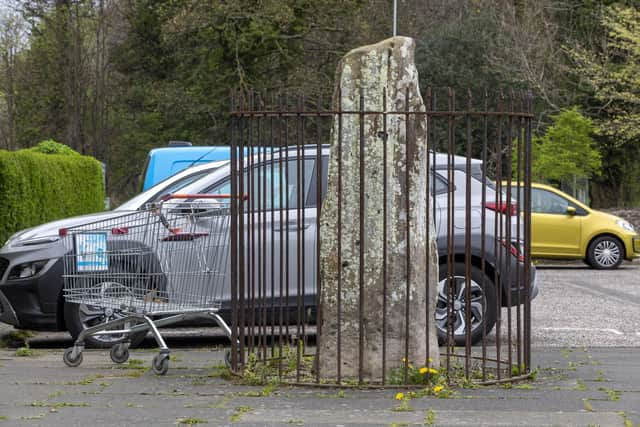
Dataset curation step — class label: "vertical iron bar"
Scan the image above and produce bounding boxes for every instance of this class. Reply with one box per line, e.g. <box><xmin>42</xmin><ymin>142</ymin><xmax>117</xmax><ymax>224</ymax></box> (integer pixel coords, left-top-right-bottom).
<box><xmin>337</xmin><ymin>87</ymin><xmax>343</xmax><ymax>384</ymax></box>
<box><xmin>481</xmin><ymin>89</ymin><xmax>489</xmax><ymax>381</ymax></box>
<box><xmin>230</xmin><ymin>91</ymin><xmax>239</xmax><ymax>370</ymax></box>
<box><xmin>524</xmin><ymin>91</ymin><xmax>533</xmax><ymax>372</ymax></box>
<box><xmin>296</xmin><ymin>95</ymin><xmax>303</xmax><ymax>382</ymax></box>
<box><xmin>506</xmin><ymin>93</ymin><xmax>514</xmax><ymax>376</ymax></box>
<box><xmin>464</xmin><ymin>90</ymin><xmax>472</xmax><ymax>379</ymax></box>
<box><xmin>403</xmin><ymin>87</ymin><xmax>411</xmax><ymax>385</ymax></box>
<box><xmin>315</xmin><ymin>94</ymin><xmax>323</xmax><ymax>385</ymax></box>
<box><xmin>382</xmin><ymin>87</ymin><xmax>388</xmax><ymax>385</ymax></box>
<box><xmin>495</xmin><ymin>91</ymin><xmax>504</xmax><ymax>380</ymax></box>
<box><xmin>358</xmin><ymin>89</ymin><xmax>365</xmax><ymax>385</ymax></box>
<box><xmin>446</xmin><ymin>88</ymin><xmax>455</xmax><ymax>377</ymax></box>
<box><xmin>425</xmin><ymin>87</ymin><xmax>432</xmax><ymax>373</ymax></box>
<box><xmin>278</xmin><ymin>93</ymin><xmax>285</xmax><ymax>378</ymax></box>
<box><xmin>238</xmin><ymin>92</ymin><xmax>246</xmax><ymax>367</ymax></box>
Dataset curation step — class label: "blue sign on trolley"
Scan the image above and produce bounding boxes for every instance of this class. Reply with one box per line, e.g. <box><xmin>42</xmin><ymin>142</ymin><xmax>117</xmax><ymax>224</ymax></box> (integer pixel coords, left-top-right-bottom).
<box><xmin>74</xmin><ymin>232</ymin><xmax>108</xmax><ymax>272</ymax></box>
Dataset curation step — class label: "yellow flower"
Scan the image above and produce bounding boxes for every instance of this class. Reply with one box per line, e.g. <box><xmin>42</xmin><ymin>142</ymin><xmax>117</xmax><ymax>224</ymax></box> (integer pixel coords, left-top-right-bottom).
<box><xmin>401</xmin><ymin>357</ymin><xmax>407</xmax><ymax>363</ymax></box>
<box><xmin>428</xmin><ymin>357</ymin><xmax>433</xmax><ymax>364</ymax></box>
<box><xmin>433</xmin><ymin>385</ymin><xmax>444</xmax><ymax>394</ymax></box>
<box><xmin>395</xmin><ymin>392</ymin><xmax>404</xmax><ymax>401</ymax></box>
<box><xmin>428</xmin><ymin>368</ymin><xmax>438</xmax><ymax>375</ymax></box>
<box><xmin>419</xmin><ymin>367</ymin><xmax>428</xmax><ymax>374</ymax></box>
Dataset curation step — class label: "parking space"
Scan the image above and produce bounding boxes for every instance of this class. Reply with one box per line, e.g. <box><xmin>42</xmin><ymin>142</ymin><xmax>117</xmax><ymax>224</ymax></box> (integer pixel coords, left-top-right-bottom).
<box><xmin>530</xmin><ymin>261</ymin><xmax>640</xmax><ymax>347</ymax></box>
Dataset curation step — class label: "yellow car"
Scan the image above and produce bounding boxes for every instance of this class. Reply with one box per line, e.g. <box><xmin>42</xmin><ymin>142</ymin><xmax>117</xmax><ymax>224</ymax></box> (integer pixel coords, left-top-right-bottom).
<box><xmin>510</xmin><ymin>183</ymin><xmax>640</xmax><ymax>269</ymax></box>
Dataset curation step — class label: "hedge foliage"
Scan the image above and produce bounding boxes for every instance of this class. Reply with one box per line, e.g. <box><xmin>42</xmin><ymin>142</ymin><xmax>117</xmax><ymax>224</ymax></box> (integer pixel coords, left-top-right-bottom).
<box><xmin>0</xmin><ymin>143</ymin><xmax>105</xmax><ymax>244</ymax></box>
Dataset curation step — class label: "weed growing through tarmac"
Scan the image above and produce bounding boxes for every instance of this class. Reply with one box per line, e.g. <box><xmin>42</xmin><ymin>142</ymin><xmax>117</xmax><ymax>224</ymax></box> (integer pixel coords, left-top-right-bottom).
<box><xmin>594</xmin><ymin>370</ymin><xmax>607</xmax><ymax>382</ymax></box>
<box><xmin>619</xmin><ymin>412</ymin><xmax>640</xmax><ymax>427</ymax></box>
<box><xmin>177</xmin><ymin>417</ymin><xmax>207</xmax><ymax>425</ymax></box>
<box><xmin>287</xmin><ymin>419</ymin><xmax>304</xmax><ymax>425</ymax></box>
<box><xmin>229</xmin><ymin>406</ymin><xmax>253</xmax><ymax>422</ymax></box>
<box><xmin>29</xmin><ymin>401</ymin><xmax>89</xmax><ymax>408</ymax></box>
<box><xmin>391</xmin><ymin>397</ymin><xmax>414</xmax><ymax>412</ymax></box>
<box><xmin>583</xmin><ymin>398</ymin><xmax>593</xmax><ymax>412</ymax></box>
<box><xmin>235</xmin><ymin>383</ymin><xmax>278</xmax><ymax>397</ymax></box>
<box><xmin>64</xmin><ymin>374</ymin><xmax>104</xmax><ymax>386</ymax></box>
<box><xmin>15</xmin><ymin>345</ymin><xmax>35</xmax><ymax>357</ymax></box>
<box><xmin>424</xmin><ymin>409</ymin><xmax>436</xmax><ymax>426</ymax></box>
<box><xmin>574</xmin><ymin>379</ymin><xmax>588</xmax><ymax>391</ymax></box>
<box><xmin>0</xmin><ymin>415</ymin><xmax>8</xmax><ymax>420</ymax></box>
<box><xmin>597</xmin><ymin>387</ymin><xmax>620</xmax><ymax>401</ymax></box>
<box><xmin>1</xmin><ymin>329</ymin><xmax>35</xmax><ymax>348</ymax></box>
<box><xmin>19</xmin><ymin>414</ymin><xmax>45</xmax><ymax>420</ymax></box>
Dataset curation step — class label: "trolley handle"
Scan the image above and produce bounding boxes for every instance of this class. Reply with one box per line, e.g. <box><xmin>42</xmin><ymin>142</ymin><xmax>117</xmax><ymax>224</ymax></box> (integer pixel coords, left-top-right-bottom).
<box><xmin>159</xmin><ymin>193</ymin><xmax>249</xmax><ymax>202</ymax></box>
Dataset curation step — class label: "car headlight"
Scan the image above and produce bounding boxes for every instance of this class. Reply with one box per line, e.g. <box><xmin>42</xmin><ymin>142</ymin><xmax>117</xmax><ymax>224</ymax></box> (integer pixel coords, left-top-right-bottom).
<box><xmin>8</xmin><ymin>260</ymin><xmax>48</xmax><ymax>280</ymax></box>
<box><xmin>616</xmin><ymin>219</ymin><xmax>635</xmax><ymax>233</ymax></box>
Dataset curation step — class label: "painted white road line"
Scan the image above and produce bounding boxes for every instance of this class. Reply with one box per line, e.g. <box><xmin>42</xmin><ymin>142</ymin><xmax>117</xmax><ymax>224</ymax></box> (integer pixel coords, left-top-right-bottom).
<box><xmin>538</xmin><ymin>327</ymin><xmax>624</xmax><ymax>335</ymax></box>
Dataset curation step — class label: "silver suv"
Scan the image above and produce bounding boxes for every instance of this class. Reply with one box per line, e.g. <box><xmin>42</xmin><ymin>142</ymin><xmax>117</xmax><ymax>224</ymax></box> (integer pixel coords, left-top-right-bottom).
<box><xmin>0</xmin><ymin>147</ymin><xmax>537</xmax><ymax>346</ymax></box>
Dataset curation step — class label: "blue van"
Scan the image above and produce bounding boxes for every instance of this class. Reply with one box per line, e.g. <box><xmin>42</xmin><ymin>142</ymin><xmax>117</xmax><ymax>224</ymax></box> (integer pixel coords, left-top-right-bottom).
<box><xmin>140</xmin><ymin>142</ymin><xmax>273</xmax><ymax>191</ymax></box>
<box><xmin>140</xmin><ymin>143</ymin><xmax>232</xmax><ymax>191</ymax></box>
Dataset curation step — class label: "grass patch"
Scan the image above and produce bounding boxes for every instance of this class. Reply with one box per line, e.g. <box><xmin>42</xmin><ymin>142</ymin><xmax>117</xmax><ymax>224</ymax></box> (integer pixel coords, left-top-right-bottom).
<box><xmin>287</xmin><ymin>420</ymin><xmax>304</xmax><ymax>425</ymax></box>
<box><xmin>229</xmin><ymin>406</ymin><xmax>253</xmax><ymax>422</ymax></box>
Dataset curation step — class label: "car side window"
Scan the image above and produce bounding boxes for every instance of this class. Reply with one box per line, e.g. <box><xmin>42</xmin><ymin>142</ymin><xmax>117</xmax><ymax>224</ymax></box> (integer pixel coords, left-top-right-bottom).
<box><xmin>208</xmin><ymin>159</ymin><xmax>315</xmax><ymax>210</ymax></box>
<box><xmin>430</xmin><ymin>172</ymin><xmax>449</xmax><ymax>195</ymax></box>
<box><xmin>531</xmin><ymin>188</ymin><xmax>570</xmax><ymax>214</ymax></box>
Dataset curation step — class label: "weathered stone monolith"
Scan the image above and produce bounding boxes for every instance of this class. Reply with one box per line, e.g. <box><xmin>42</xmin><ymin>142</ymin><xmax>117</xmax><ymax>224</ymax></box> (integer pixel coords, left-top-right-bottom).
<box><xmin>319</xmin><ymin>36</ymin><xmax>439</xmax><ymax>380</ymax></box>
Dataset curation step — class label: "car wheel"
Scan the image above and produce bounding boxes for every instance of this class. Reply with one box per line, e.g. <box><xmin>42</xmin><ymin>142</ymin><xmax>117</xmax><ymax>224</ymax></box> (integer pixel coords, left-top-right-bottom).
<box><xmin>64</xmin><ymin>301</ymin><xmax>147</xmax><ymax>349</ymax></box>
<box><xmin>587</xmin><ymin>236</ymin><xmax>624</xmax><ymax>270</ymax></box>
<box><xmin>435</xmin><ymin>262</ymin><xmax>497</xmax><ymax>346</ymax></box>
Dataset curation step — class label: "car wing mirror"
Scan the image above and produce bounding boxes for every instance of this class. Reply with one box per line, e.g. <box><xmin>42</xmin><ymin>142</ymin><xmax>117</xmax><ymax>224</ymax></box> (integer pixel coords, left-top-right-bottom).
<box><xmin>566</xmin><ymin>206</ymin><xmax>577</xmax><ymax>216</ymax></box>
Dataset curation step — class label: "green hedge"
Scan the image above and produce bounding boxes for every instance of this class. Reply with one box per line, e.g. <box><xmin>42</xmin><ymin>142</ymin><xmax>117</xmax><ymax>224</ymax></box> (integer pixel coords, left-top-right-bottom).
<box><xmin>0</xmin><ymin>145</ymin><xmax>105</xmax><ymax>244</ymax></box>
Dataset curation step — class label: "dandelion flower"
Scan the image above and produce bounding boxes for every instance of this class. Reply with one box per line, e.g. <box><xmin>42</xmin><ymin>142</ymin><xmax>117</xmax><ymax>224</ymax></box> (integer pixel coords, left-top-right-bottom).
<box><xmin>402</xmin><ymin>357</ymin><xmax>407</xmax><ymax>363</ymax></box>
<box><xmin>395</xmin><ymin>392</ymin><xmax>404</xmax><ymax>401</ymax></box>
<box><xmin>428</xmin><ymin>357</ymin><xmax>433</xmax><ymax>364</ymax></box>
<box><xmin>433</xmin><ymin>385</ymin><xmax>444</xmax><ymax>394</ymax></box>
<box><xmin>428</xmin><ymin>368</ymin><xmax>438</xmax><ymax>375</ymax></box>
<box><xmin>419</xmin><ymin>367</ymin><xmax>428</xmax><ymax>374</ymax></box>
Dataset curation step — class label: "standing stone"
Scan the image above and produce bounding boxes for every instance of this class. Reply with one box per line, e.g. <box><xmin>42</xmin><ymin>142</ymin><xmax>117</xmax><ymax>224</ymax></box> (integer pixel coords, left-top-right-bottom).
<box><xmin>319</xmin><ymin>36</ymin><xmax>439</xmax><ymax>381</ymax></box>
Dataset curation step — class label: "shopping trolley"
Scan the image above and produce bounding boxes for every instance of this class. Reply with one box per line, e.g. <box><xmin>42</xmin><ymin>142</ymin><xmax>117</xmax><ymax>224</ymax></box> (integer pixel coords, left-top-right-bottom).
<box><xmin>59</xmin><ymin>194</ymin><xmax>236</xmax><ymax>375</ymax></box>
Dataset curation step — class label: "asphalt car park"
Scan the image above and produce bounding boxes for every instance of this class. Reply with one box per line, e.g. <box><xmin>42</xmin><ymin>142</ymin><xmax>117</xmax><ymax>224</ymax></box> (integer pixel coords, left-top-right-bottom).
<box><xmin>3</xmin><ymin>259</ymin><xmax>639</xmax><ymax>349</ymax></box>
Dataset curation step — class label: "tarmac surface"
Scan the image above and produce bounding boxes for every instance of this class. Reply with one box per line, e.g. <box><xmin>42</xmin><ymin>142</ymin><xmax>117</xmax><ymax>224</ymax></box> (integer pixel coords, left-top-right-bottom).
<box><xmin>0</xmin><ymin>261</ymin><xmax>639</xmax><ymax>426</ymax></box>
<box><xmin>0</xmin><ymin>346</ymin><xmax>638</xmax><ymax>426</ymax></box>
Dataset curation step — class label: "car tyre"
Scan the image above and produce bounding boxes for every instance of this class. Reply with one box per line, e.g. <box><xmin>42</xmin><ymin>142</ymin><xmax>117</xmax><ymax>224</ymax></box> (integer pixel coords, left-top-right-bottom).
<box><xmin>436</xmin><ymin>262</ymin><xmax>497</xmax><ymax>346</ymax></box>
<box><xmin>587</xmin><ymin>235</ymin><xmax>624</xmax><ymax>270</ymax></box>
<box><xmin>64</xmin><ymin>301</ymin><xmax>147</xmax><ymax>349</ymax></box>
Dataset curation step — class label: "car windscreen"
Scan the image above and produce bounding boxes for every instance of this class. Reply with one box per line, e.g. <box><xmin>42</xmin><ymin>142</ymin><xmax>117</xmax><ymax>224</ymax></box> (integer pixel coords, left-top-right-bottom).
<box><xmin>116</xmin><ymin>169</ymin><xmax>214</xmax><ymax>211</ymax></box>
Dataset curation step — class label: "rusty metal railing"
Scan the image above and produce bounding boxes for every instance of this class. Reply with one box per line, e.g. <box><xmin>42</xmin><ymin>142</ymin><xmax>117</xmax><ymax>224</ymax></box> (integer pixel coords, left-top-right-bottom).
<box><xmin>228</xmin><ymin>87</ymin><xmax>533</xmax><ymax>386</ymax></box>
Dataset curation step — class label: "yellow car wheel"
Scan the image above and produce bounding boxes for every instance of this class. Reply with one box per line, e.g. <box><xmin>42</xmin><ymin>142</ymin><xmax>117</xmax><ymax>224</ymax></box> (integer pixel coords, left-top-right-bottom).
<box><xmin>587</xmin><ymin>236</ymin><xmax>624</xmax><ymax>269</ymax></box>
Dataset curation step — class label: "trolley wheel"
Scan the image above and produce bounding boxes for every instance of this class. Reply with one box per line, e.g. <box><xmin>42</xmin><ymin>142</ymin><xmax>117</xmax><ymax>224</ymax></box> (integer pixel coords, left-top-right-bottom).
<box><xmin>110</xmin><ymin>344</ymin><xmax>130</xmax><ymax>364</ymax></box>
<box><xmin>152</xmin><ymin>354</ymin><xmax>169</xmax><ymax>375</ymax></box>
<box><xmin>63</xmin><ymin>347</ymin><xmax>83</xmax><ymax>368</ymax></box>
